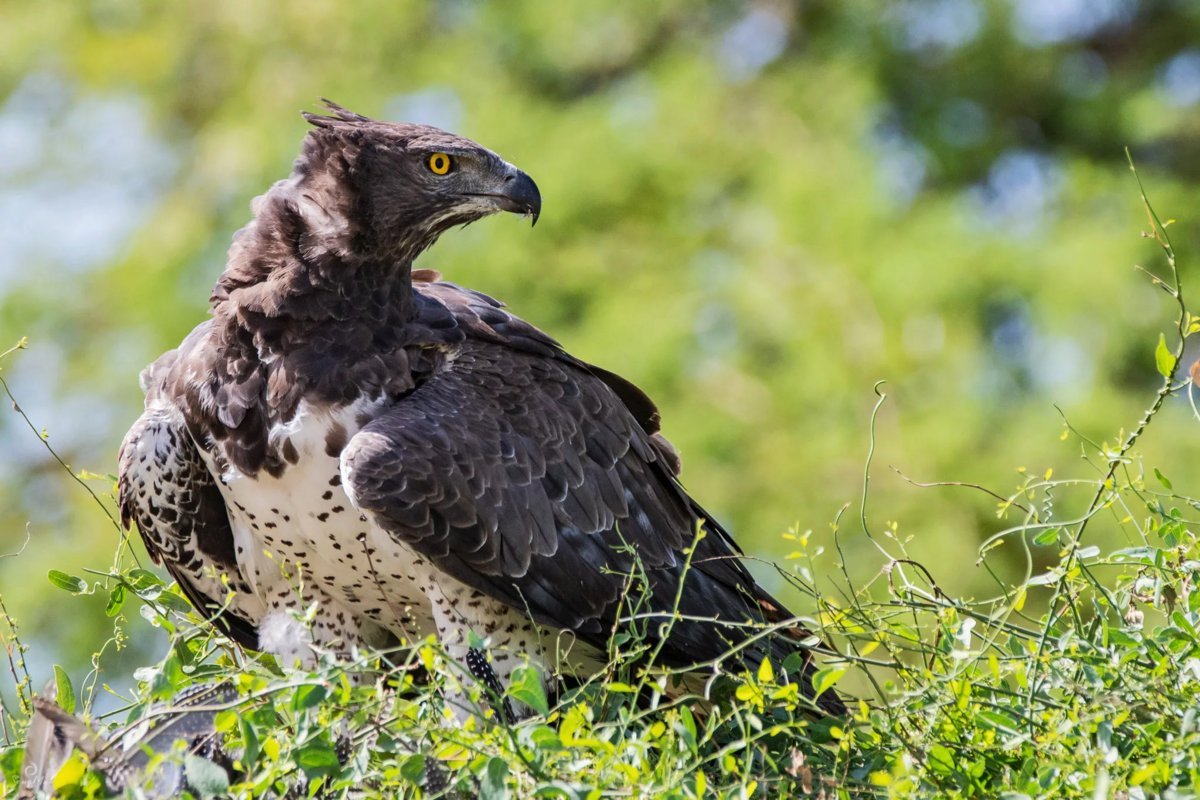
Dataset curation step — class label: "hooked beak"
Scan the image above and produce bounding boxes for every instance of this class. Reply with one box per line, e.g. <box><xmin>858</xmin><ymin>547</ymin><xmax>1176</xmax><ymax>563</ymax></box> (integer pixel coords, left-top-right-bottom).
<box><xmin>470</xmin><ymin>167</ymin><xmax>542</xmax><ymax>226</ymax></box>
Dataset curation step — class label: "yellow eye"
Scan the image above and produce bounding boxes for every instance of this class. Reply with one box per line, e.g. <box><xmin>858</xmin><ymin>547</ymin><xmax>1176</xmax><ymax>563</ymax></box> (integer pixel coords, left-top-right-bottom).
<box><xmin>427</xmin><ymin>152</ymin><xmax>453</xmax><ymax>175</ymax></box>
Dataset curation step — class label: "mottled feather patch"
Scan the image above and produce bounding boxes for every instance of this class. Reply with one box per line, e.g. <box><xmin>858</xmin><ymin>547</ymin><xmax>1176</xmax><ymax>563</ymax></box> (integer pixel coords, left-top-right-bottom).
<box><xmin>324</xmin><ymin>423</ymin><xmax>347</xmax><ymax>457</ymax></box>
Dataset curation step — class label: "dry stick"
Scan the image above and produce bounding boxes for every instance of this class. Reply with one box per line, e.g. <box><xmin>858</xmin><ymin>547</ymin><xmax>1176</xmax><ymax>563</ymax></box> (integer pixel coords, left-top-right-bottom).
<box><xmin>1026</xmin><ymin>152</ymin><xmax>1190</xmax><ymax>726</ymax></box>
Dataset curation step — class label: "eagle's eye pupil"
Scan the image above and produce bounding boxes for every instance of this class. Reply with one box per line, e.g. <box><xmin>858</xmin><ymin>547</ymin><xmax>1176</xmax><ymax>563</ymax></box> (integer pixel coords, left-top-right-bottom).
<box><xmin>428</xmin><ymin>153</ymin><xmax>452</xmax><ymax>175</ymax></box>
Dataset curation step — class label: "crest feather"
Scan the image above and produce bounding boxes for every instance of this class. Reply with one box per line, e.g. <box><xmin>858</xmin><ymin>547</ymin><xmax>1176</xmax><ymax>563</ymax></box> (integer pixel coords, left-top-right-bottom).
<box><xmin>301</xmin><ymin>99</ymin><xmax>375</xmax><ymax>129</ymax></box>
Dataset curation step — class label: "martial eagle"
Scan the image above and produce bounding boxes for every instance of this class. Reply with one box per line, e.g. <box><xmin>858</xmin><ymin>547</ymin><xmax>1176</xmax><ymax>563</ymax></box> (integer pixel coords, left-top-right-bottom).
<box><xmin>118</xmin><ymin>101</ymin><xmax>844</xmax><ymax>717</ymax></box>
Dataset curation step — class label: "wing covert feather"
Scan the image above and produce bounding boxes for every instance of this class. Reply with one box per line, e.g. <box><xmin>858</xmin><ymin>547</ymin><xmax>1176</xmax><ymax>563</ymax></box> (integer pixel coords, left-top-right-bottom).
<box><xmin>118</xmin><ymin>407</ymin><xmax>259</xmax><ymax>648</ymax></box>
<box><xmin>341</xmin><ymin>341</ymin><xmax>801</xmax><ymax>671</ymax></box>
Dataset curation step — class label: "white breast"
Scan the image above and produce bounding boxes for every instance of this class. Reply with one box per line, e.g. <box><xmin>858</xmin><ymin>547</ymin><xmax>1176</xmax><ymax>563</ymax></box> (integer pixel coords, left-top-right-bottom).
<box><xmin>203</xmin><ymin>397</ymin><xmax>437</xmax><ymax>643</ymax></box>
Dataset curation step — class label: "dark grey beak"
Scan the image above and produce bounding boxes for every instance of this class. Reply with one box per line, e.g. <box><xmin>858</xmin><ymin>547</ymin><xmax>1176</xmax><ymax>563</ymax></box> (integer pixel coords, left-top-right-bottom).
<box><xmin>497</xmin><ymin>170</ymin><xmax>542</xmax><ymax>226</ymax></box>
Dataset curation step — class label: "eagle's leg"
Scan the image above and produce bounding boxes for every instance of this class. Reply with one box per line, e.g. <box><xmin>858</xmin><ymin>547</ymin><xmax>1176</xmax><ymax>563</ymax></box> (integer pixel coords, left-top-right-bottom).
<box><xmin>422</xmin><ymin>577</ymin><xmax>551</xmax><ymax>722</ymax></box>
<box><xmin>465</xmin><ymin>648</ymin><xmax>515</xmax><ymax>724</ymax></box>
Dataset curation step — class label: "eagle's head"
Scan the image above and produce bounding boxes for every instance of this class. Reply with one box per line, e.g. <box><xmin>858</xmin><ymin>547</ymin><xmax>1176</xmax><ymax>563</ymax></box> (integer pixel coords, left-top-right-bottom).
<box><xmin>296</xmin><ymin>100</ymin><xmax>541</xmax><ymax>262</ymax></box>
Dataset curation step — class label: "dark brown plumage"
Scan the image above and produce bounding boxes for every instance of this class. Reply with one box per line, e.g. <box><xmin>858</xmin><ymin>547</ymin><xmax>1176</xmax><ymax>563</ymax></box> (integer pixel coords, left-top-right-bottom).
<box><xmin>118</xmin><ymin>101</ymin><xmax>843</xmax><ymax>717</ymax></box>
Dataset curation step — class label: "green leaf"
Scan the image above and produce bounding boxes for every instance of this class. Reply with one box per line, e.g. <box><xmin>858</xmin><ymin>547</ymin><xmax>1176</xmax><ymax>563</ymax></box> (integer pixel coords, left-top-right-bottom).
<box><xmin>294</xmin><ymin>740</ymin><xmax>341</xmax><ymax>780</ymax></box>
<box><xmin>928</xmin><ymin>744</ymin><xmax>955</xmax><ymax>774</ymax></box>
<box><xmin>1106</xmin><ymin>626</ymin><xmax>1142</xmax><ymax>648</ymax></box>
<box><xmin>0</xmin><ymin>748</ymin><xmax>25</xmax><ymax>787</ymax></box>
<box><xmin>157</xmin><ymin>590</ymin><xmax>194</xmax><ymax>613</ymax></box>
<box><xmin>604</xmin><ymin>681</ymin><xmax>637</xmax><ymax>693</ymax></box>
<box><xmin>239</xmin><ymin>714</ymin><xmax>261</xmax><ymax>766</ymax></box>
<box><xmin>528</xmin><ymin>725</ymin><xmax>563</xmax><ymax>751</ymax></box>
<box><xmin>126</xmin><ymin>569</ymin><xmax>163</xmax><ymax>592</ymax></box>
<box><xmin>51</xmin><ymin>750</ymin><xmax>88</xmax><ymax>790</ymax></box>
<box><xmin>53</xmin><ymin>665</ymin><xmax>75</xmax><ymax>715</ymax></box>
<box><xmin>104</xmin><ymin>584</ymin><xmax>126</xmax><ymax>617</ymax></box>
<box><xmin>1032</xmin><ymin>528</ymin><xmax>1060</xmax><ymax>547</ymax></box>
<box><xmin>214</xmin><ymin>709</ymin><xmax>238</xmax><ymax>733</ymax></box>
<box><xmin>506</xmin><ymin>665</ymin><xmax>549</xmax><ymax>715</ymax></box>
<box><xmin>1154</xmin><ymin>468</ymin><xmax>1173</xmax><ymax>491</ymax></box>
<box><xmin>811</xmin><ymin>667</ymin><xmax>847</xmax><ymax>702</ymax></box>
<box><xmin>1130</xmin><ymin>762</ymin><xmax>1161</xmax><ymax>786</ymax></box>
<box><xmin>678</xmin><ymin>704</ymin><xmax>698</xmax><ymax>753</ymax></box>
<box><xmin>1171</xmin><ymin>610</ymin><xmax>1199</xmax><ymax>640</ymax></box>
<box><xmin>47</xmin><ymin>570</ymin><xmax>85</xmax><ymax>594</ymax></box>
<box><xmin>478</xmin><ymin>756</ymin><xmax>510</xmax><ymax>800</ymax></box>
<box><xmin>292</xmin><ymin>683</ymin><xmax>327</xmax><ymax>711</ymax></box>
<box><xmin>184</xmin><ymin>755</ymin><xmax>230</xmax><ymax>798</ymax></box>
<box><xmin>976</xmin><ymin>710</ymin><xmax>1022</xmax><ymax>736</ymax></box>
<box><xmin>398</xmin><ymin>754</ymin><xmax>425</xmax><ymax>784</ymax></box>
<box><xmin>1155</xmin><ymin>333</ymin><xmax>1176</xmax><ymax>378</ymax></box>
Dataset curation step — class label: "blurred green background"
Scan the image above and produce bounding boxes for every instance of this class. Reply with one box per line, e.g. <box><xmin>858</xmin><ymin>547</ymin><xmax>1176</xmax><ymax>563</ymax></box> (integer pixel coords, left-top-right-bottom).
<box><xmin>2</xmin><ymin>0</ymin><xmax>1200</xmax><ymax>693</ymax></box>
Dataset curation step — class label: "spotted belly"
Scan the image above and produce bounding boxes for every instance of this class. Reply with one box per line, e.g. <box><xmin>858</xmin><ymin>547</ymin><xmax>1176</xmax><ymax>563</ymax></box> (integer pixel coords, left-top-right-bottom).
<box><xmin>202</xmin><ymin>396</ymin><xmax>604</xmax><ymax>699</ymax></box>
<box><xmin>203</xmin><ymin>398</ymin><xmax>438</xmax><ymax>648</ymax></box>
